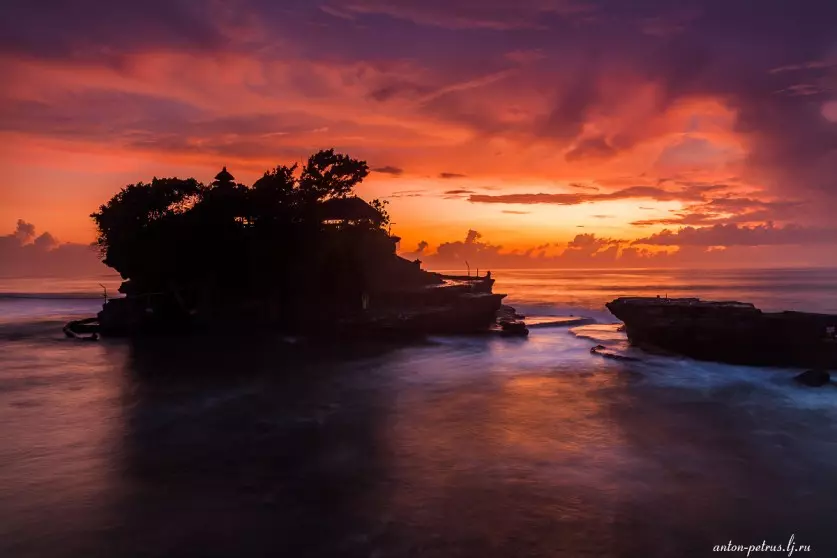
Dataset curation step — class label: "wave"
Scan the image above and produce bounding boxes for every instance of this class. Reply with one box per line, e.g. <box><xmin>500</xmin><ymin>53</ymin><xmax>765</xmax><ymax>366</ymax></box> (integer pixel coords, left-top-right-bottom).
<box><xmin>570</xmin><ymin>323</ymin><xmax>627</xmax><ymax>344</ymax></box>
<box><xmin>502</xmin><ymin>282</ymin><xmax>837</xmax><ymax>293</ymax></box>
<box><xmin>599</xmin><ymin>283</ymin><xmax>836</xmax><ymax>293</ymax></box>
<box><xmin>0</xmin><ymin>319</ymin><xmax>70</xmax><ymax>342</ymax></box>
<box><xmin>0</xmin><ymin>292</ymin><xmax>112</xmax><ymax>300</ymax></box>
<box><xmin>526</xmin><ymin>316</ymin><xmax>596</xmax><ymax>328</ymax></box>
<box><xmin>507</xmin><ymin>303</ymin><xmax>616</xmax><ymax>323</ymax></box>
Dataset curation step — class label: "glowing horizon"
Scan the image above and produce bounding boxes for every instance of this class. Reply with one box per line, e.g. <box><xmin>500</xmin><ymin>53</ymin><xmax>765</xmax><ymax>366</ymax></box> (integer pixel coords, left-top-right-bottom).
<box><xmin>2</xmin><ymin>1</ymin><xmax>836</xmax><ymax>272</ymax></box>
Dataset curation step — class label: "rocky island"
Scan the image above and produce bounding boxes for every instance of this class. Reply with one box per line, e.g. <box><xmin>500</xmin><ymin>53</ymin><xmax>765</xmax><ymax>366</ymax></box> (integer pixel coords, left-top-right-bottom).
<box><xmin>66</xmin><ymin>150</ymin><xmax>523</xmax><ymax>339</ymax></box>
<box><xmin>606</xmin><ymin>296</ymin><xmax>837</xmax><ymax>369</ymax></box>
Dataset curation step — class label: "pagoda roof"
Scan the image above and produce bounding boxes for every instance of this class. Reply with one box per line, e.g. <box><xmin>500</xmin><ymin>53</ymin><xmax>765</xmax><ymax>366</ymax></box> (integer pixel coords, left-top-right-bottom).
<box><xmin>214</xmin><ymin>166</ymin><xmax>235</xmax><ymax>182</ymax></box>
<box><xmin>318</xmin><ymin>196</ymin><xmax>384</xmax><ymax>223</ymax></box>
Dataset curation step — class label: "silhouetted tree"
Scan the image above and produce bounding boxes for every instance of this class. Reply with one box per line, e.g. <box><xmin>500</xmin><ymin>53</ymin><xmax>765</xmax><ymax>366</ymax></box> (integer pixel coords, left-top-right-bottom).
<box><xmin>298</xmin><ymin>149</ymin><xmax>370</xmax><ymax>203</ymax></box>
<box><xmin>91</xmin><ymin>177</ymin><xmax>203</xmax><ymax>286</ymax></box>
<box><xmin>369</xmin><ymin>198</ymin><xmax>391</xmax><ymax>230</ymax></box>
<box><xmin>250</xmin><ymin>164</ymin><xmax>298</xmax><ymax>222</ymax></box>
<box><xmin>90</xmin><ymin>150</ymin><xmax>398</xmax><ymax>313</ymax></box>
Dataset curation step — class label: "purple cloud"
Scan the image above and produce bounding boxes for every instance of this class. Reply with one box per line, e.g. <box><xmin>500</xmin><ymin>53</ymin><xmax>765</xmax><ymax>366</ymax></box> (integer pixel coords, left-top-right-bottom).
<box><xmin>0</xmin><ymin>221</ymin><xmax>108</xmax><ymax>277</ymax></box>
<box><xmin>634</xmin><ymin>223</ymin><xmax>837</xmax><ymax>247</ymax></box>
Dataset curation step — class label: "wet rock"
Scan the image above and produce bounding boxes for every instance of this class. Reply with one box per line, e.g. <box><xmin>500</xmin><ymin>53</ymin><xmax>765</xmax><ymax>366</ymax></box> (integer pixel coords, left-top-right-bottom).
<box><xmin>63</xmin><ymin>318</ymin><xmax>100</xmax><ymax>341</ymax></box>
<box><xmin>527</xmin><ymin>316</ymin><xmax>594</xmax><ymax>328</ymax></box>
<box><xmin>794</xmin><ymin>369</ymin><xmax>830</xmax><ymax>387</ymax></box>
<box><xmin>496</xmin><ymin>305</ymin><xmax>529</xmax><ymax>337</ymax></box>
<box><xmin>499</xmin><ymin>320</ymin><xmax>529</xmax><ymax>337</ymax></box>
<box><xmin>590</xmin><ymin>344</ymin><xmax>640</xmax><ymax>362</ymax></box>
<box><xmin>606</xmin><ymin>296</ymin><xmax>837</xmax><ymax>368</ymax></box>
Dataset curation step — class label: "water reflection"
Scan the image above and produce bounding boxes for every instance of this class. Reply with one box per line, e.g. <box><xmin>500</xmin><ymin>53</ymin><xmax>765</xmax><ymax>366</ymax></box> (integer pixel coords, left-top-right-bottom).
<box><xmin>110</xmin><ymin>335</ymin><xmax>398</xmax><ymax>557</ymax></box>
<box><xmin>2</xmin><ymin>329</ymin><xmax>837</xmax><ymax>557</ymax></box>
<box><xmin>0</xmin><ymin>337</ymin><xmax>129</xmax><ymax>557</ymax></box>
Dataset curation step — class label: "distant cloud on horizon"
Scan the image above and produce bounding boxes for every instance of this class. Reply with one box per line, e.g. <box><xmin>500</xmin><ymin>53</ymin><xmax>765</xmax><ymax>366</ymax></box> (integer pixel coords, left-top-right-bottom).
<box><xmin>372</xmin><ymin>166</ymin><xmax>404</xmax><ymax>176</ymax></box>
<box><xmin>400</xmin><ymin>226</ymin><xmax>837</xmax><ymax>269</ymax></box>
<box><xmin>0</xmin><ymin>220</ymin><xmax>107</xmax><ymax>277</ymax></box>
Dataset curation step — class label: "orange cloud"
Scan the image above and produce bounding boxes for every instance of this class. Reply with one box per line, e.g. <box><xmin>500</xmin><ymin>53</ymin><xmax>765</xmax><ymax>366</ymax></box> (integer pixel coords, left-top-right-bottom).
<box><xmin>3</xmin><ymin>0</ymin><xmax>836</xmax><ymax>267</ymax></box>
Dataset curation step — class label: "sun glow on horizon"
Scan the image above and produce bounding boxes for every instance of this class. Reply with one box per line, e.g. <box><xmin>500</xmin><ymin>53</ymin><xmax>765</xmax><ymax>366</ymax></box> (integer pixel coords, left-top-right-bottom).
<box><xmin>3</xmin><ymin>4</ymin><xmax>834</xmax><ymax>271</ymax></box>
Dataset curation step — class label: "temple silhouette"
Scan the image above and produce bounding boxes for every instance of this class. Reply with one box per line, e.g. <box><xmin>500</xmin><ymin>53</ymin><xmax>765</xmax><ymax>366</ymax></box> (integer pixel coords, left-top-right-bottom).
<box><xmin>74</xmin><ymin>150</ymin><xmax>519</xmax><ymax>338</ymax></box>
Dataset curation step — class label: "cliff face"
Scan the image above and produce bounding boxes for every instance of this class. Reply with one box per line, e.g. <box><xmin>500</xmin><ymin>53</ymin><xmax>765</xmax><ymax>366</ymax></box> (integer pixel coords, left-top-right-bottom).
<box><xmin>606</xmin><ymin>297</ymin><xmax>837</xmax><ymax>369</ymax></box>
<box><xmin>97</xmin><ymin>264</ymin><xmax>503</xmax><ymax>337</ymax></box>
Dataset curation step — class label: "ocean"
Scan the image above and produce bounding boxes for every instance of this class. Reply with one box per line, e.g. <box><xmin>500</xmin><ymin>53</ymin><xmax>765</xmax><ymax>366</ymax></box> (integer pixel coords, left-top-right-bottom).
<box><xmin>1</xmin><ymin>268</ymin><xmax>837</xmax><ymax>557</ymax></box>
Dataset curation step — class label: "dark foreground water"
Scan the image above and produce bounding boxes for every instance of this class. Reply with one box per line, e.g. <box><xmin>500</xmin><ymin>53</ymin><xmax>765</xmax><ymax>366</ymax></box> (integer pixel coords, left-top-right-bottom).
<box><xmin>2</xmin><ymin>268</ymin><xmax>837</xmax><ymax>557</ymax></box>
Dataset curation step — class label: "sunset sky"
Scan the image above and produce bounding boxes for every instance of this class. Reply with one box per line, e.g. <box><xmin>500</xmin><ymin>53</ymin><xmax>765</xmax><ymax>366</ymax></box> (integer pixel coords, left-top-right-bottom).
<box><xmin>2</xmin><ymin>0</ymin><xmax>837</xmax><ymax>271</ymax></box>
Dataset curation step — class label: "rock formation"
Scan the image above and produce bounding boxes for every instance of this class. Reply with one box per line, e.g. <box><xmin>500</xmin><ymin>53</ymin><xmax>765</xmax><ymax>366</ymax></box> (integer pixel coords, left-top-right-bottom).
<box><xmin>606</xmin><ymin>297</ymin><xmax>837</xmax><ymax>369</ymax></box>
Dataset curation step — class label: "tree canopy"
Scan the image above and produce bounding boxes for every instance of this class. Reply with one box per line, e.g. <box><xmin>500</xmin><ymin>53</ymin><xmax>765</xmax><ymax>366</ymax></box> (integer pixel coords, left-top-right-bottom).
<box><xmin>90</xmin><ymin>149</ymin><xmax>392</xmax><ymax>303</ymax></box>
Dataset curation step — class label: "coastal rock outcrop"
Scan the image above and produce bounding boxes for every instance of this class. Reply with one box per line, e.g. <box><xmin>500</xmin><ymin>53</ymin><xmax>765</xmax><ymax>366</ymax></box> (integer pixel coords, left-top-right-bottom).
<box><xmin>496</xmin><ymin>304</ymin><xmax>529</xmax><ymax>337</ymax></box>
<box><xmin>794</xmin><ymin>369</ymin><xmax>831</xmax><ymax>387</ymax></box>
<box><xmin>590</xmin><ymin>344</ymin><xmax>640</xmax><ymax>362</ymax></box>
<box><xmin>94</xmin><ymin>275</ymin><xmax>506</xmax><ymax>338</ymax></box>
<box><xmin>77</xmin><ymin>150</ymin><xmax>512</xmax><ymax>339</ymax></box>
<box><xmin>606</xmin><ymin>297</ymin><xmax>837</xmax><ymax>369</ymax></box>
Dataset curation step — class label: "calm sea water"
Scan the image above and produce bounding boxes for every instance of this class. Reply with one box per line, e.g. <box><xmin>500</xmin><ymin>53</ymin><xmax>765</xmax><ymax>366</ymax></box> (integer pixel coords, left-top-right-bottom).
<box><xmin>1</xmin><ymin>268</ymin><xmax>837</xmax><ymax>557</ymax></box>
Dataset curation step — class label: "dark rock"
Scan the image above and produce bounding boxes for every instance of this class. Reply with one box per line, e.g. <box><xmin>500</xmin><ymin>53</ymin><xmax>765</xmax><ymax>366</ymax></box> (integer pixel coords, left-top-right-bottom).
<box><xmin>500</xmin><ymin>320</ymin><xmax>529</xmax><ymax>337</ymax></box>
<box><xmin>497</xmin><ymin>305</ymin><xmax>518</xmax><ymax>320</ymax></box>
<box><xmin>606</xmin><ymin>296</ymin><xmax>837</xmax><ymax>369</ymax></box>
<box><xmin>495</xmin><ymin>305</ymin><xmax>529</xmax><ymax>337</ymax></box>
<box><xmin>96</xmin><ymin>282</ymin><xmax>508</xmax><ymax>338</ymax></box>
<box><xmin>590</xmin><ymin>345</ymin><xmax>640</xmax><ymax>362</ymax></box>
<box><xmin>794</xmin><ymin>369</ymin><xmax>830</xmax><ymax>387</ymax></box>
<box><xmin>525</xmin><ymin>316</ymin><xmax>594</xmax><ymax>328</ymax></box>
<box><xmin>63</xmin><ymin>317</ymin><xmax>101</xmax><ymax>340</ymax></box>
